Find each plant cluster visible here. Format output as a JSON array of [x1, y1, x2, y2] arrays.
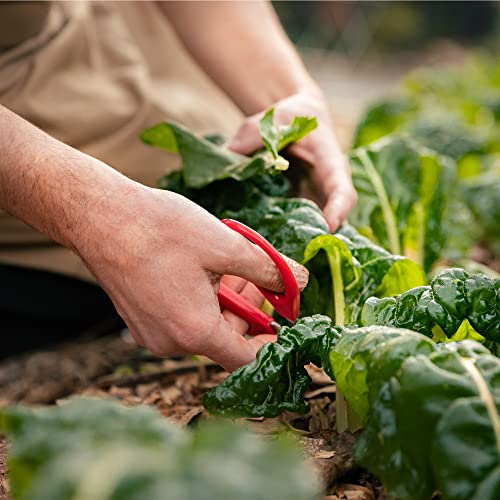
[[144, 56, 499, 500], [0, 399, 318, 500]]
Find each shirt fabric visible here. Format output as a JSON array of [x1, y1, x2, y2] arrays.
[[0, 1, 242, 281]]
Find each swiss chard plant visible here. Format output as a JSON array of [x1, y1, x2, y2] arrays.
[[144, 112, 428, 321], [0, 398, 318, 500], [353, 57, 500, 260], [204, 316, 500, 500], [301, 225, 426, 325], [349, 135, 456, 271], [361, 267, 500, 352], [333, 327, 500, 500], [139, 61, 500, 500]]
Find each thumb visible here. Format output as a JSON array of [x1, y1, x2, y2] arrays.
[[227, 117, 264, 155], [223, 235, 309, 292]]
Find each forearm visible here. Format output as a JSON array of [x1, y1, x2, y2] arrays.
[[0, 105, 138, 255], [159, 1, 320, 115]]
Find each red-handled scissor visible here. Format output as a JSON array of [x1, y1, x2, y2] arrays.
[[217, 219, 300, 335]]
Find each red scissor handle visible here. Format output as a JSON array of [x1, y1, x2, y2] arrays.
[[218, 283, 278, 335], [220, 219, 300, 323]]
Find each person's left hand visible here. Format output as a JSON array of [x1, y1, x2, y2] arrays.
[[228, 91, 357, 232]]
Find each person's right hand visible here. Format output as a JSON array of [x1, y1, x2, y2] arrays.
[[77, 185, 307, 372], [0, 105, 307, 372]]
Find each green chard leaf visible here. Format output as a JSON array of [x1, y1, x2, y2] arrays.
[[144, 109, 316, 190], [353, 339, 500, 500], [141, 122, 284, 189], [203, 315, 339, 418], [301, 225, 427, 325], [159, 170, 292, 219], [330, 326, 437, 421], [462, 172, 500, 255], [225, 197, 329, 262], [0, 398, 318, 500], [349, 135, 457, 271], [362, 268, 500, 347], [259, 108, 318, 159], [353, 98, 417, 148]]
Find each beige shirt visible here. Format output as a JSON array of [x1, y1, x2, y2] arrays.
[[0, 1, 242, 281]]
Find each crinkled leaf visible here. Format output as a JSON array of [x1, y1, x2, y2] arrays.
[[301, 225, 426, 325], [432, 398, 500, 500], [353, 341, 500, 500], [0, 398, 318, 500], [349, 136, 456, 271], [203, 315, 339, 418], [225, 198, 329, 262], [362, 268, 500, 346], [159, 170, 291, 218], [330, 326, 436, 421]]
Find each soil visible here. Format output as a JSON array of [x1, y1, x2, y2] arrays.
[[0, 439, 8, 500], [0, 331, 391, 500]]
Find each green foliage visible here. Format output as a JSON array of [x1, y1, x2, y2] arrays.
[[349, 136, 456, 271], [225, 198, 329, 262], [141, 92, 500, 500], [203, 315, 339, 417], [141, 122, 287, 189], [353, 57, 500, 259], [301, 225, 426, 325], [0, 398, 318, 500], [362, 268, 500, 348], [462, 171, 500, 255], [205, 320, 500, 500], [158, 169, 292, 219], [330, 326, 436, 421], [143, 110, 316, 190], [352, 338, 500, 500], [259, 108, 317, 159]]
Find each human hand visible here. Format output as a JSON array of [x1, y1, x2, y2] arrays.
[[78, 186, 307, 372], [228, 91, 357, 231]]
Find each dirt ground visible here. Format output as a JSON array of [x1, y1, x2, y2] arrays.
[[0, 332, 392, 500]]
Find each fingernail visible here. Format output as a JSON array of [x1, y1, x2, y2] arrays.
[[282, 255, 309, 290]]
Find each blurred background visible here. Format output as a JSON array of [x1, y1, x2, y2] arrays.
[[273, 0, 500, 147]]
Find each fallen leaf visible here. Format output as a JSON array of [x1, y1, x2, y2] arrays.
[[160, 386, 183, 406], [178, 406, 205, 427], [305, 385, 336, 399], [135, 383, 158, 399]]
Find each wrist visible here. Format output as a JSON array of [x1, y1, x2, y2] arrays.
[[70, 167, 150, 267]]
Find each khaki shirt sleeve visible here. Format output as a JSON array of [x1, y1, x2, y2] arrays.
[[0, 1, 242, 281]]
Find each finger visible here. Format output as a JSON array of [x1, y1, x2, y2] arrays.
[[227, 115, 263, 155], [221, 275, 247, 293], [248, 334, 278, 351], [219, 235, 309, 293], [323, 185, 357, 231], [311, 153, 357, 232], [222, 282, 265, 335], [202, 315, 262, 372]]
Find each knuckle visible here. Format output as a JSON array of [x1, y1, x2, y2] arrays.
[[265, 259, 284, 293], [173, 325, 205, 354]]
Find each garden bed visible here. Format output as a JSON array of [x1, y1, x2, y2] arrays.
[[0, 333, 391, 500]]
